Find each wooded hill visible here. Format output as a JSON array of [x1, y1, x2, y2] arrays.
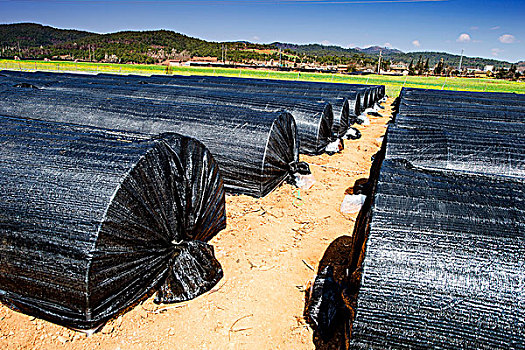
[[0, 23, 513, 69]]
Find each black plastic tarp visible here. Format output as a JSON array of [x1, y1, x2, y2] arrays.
[[0, 83, 304, 198], [0, 72, 335, 155], [0, 115, 226, 330]]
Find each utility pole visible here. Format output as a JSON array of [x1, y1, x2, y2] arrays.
[[458, 49, 464, 72], [377, 50, 382, 74]]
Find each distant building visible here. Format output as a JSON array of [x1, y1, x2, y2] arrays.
[[484, 65, 495, 72], [190, 56, 218, 63], [390, 63, 408, 73]]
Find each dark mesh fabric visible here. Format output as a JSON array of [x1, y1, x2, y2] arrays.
[[349, 88, 525, 349], [351, 160, 525, 350], [0, 83, 300, 197], [0, 72, 333, 155], [0, 70, 380, 140], [0, 115, 226, 330]]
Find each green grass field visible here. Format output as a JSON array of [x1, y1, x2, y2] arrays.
[[2, 59, 524, 97]]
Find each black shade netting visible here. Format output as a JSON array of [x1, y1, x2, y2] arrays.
[[306, 265, 344, 340], [386, 125, 525, 179], [330, 96, 361, 136], [400, 87, 525, 103], [378, 85, 385, 99], [142, 74, 380, 102], [0, 71, 369, 140], [0, 84, 302, 198], [358, 89, 370, 111], [141, 74, 367, 133], [350, 88, 525, 348], [398, 87, 525, 114], [0, 73, 334, 155], [349, 159, 525, 350], [0, 115, 226, 330], [396, 102, 525, 125]]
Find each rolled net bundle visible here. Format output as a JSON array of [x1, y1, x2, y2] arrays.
[[349, 89, 525, 349], [0, 73, 336, 156], [350, 159, 525, 349], [0, 115, 226, 330], [397, 102, 525, 125], [0, 83, 306, 198], [399, 87, 525, 114]]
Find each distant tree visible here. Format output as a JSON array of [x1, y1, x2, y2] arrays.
[[508, 64, 517, 79], [424, 58, 429, 73], [495, 67, 507, 79], [408, 59, 415, 76], [434, 58, 444, 75], [415, 55, 423, 75]]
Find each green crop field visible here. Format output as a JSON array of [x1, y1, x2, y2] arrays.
[[2, 59, 524, 97]]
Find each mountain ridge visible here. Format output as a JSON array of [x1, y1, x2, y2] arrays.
[[0, 23, 514, 68]]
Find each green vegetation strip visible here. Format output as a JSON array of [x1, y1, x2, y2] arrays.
[[2, 59, 524, 97]]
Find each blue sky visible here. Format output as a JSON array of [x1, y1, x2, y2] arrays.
[[1, 0, 523, 62]]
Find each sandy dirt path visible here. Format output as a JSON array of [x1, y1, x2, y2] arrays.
[[0, 99, 393, 350]]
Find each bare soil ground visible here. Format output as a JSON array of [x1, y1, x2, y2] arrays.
[[0, 99, 393, 350]]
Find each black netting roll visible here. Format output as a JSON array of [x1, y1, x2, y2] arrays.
[[0, 73, 334, 155], [378, 85, 385, 99], [399, 87, 525, 113], [0, 84, 302, 198], [350, 159, 525, 350], [386, 125, 525, 178], [0, 115, 226, 330], [0, 71, 369, 142], [358, 88, 371, 110], [401, 87, 525, 103], [397, 102, 525, 124], [350, 88, 525, 349]]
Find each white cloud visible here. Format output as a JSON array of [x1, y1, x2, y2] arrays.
[[321, 40, 331, 46], [490, 26, 500, 30], [470, 26, 479, 30], [499, 34, 515, 44], [412, 40, 421, 47], [457, 33, 471, 43], [491, 48, 503, 56], [252, 36, 260, 41], [384, 42, 392, 48]]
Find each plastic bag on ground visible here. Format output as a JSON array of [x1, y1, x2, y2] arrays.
[[340, 194, 367, 214], [356, 114, 370, 126]]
